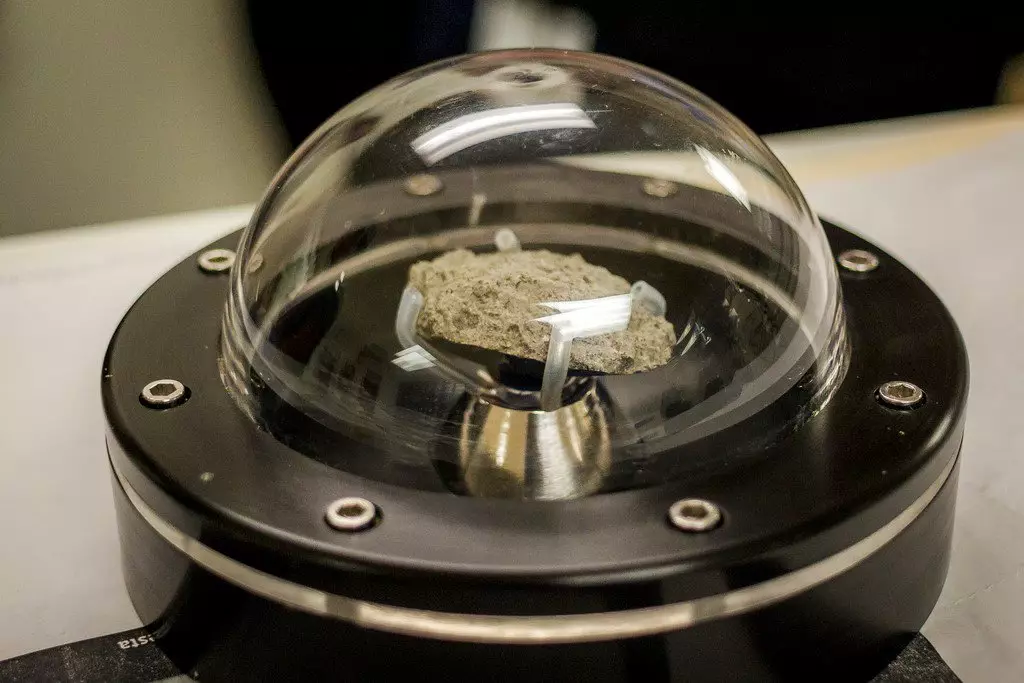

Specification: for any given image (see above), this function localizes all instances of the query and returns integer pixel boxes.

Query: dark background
[247,2,1024,147]
[2,3,1021,236]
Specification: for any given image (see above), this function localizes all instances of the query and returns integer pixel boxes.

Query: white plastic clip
[392,286,483,390]
[534,281,668,411]
[394,285,425,351]
[534,294,633,411]
[631,280,667,316]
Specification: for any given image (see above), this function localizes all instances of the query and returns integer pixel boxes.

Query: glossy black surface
[112,454,959,682]
[102,221,967,591]
[103,218,967,681]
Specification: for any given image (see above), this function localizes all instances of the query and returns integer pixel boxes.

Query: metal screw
[642,178,679,198]
[668,498,722,532]
[403,174,443,197]
[498,69,545,86]
[245,253,264,274]
[140,379,188,408]
[325,497,378,532]
[197,249,236,274]
[877,380,925,409]
[199,472,215,483]
[837,249,879,273]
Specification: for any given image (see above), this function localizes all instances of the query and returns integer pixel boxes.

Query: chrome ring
[113,453,956,645]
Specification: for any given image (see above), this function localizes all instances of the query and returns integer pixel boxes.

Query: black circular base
[112,455,958,682]
[103,221,968,682]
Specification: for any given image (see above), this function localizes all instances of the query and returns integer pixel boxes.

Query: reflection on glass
[412,103,594,164]
[221,51,848,500]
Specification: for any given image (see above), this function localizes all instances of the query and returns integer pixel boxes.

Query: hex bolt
[140,379,188,408]
[668,498,722,532]
[642,178,679,198]
[837,249,880,273]
[197,249,236,274]
[245,253,264,274]
[403,174,443,197]
[325,497,378,532]
[877,380,925,409]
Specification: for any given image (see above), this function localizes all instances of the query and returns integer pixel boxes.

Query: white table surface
[2,106,1023,680]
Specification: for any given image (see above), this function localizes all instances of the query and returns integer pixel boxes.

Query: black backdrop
[247,1,1022,146]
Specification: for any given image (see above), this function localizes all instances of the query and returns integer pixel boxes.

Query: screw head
[878,380,925,409]
[496,67,548,86]
[245,253,264,274]
[668,498,722,532]
[197,248,236,273]
[837,249,879,273]
[490,64,564,91]
[140,379,188,408]
[325,497,378,532]
[403,174,443,197]
[642,178,679,198]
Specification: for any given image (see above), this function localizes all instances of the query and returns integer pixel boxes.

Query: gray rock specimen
[408,249,675,374]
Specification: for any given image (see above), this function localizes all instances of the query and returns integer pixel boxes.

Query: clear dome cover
[222,50,847,500]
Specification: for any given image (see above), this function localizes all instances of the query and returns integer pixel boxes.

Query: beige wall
[0,1,287,236]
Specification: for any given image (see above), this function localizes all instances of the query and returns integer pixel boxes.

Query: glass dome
[221,49,847,500]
